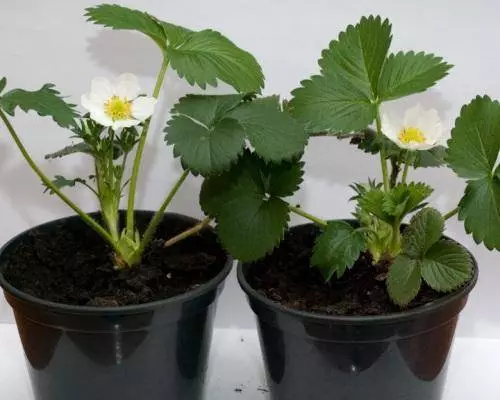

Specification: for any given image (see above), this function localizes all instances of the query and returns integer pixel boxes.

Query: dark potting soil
[3,214,227,307]
[248,224,447,316]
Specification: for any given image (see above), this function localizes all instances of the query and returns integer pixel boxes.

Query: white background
[0,0,499,343]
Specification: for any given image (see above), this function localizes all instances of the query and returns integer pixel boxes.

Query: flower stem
[137,169,190,256]
[0,109,118,251]
[401,151,414,184]
[444,207,459,221]
[288,204,328,228]
[126,57,169,236]
[375,106,390,191]
[164,217,212,248]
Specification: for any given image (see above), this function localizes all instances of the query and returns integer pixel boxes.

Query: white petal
[403,104,425,128]
[90,110,113,127]
[112,119,140,130]
[90,77,114,103]
[81,94,103,114]
[114,73,140,100]
[131,96,157,121]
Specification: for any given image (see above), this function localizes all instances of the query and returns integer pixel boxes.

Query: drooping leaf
[403,208,444,259]
[167,29,264,93]
[311,221,366,280]
[200,152,303,261]
[387,256,421,306]
[0,84,78,128]
[44,175,86,194]
[447,96,500,249]
[165,94,246,175]
[378,51,452,101]
[421,239,473,292]
[45,142,92,159]
[228,96,308,162]
[85,4,167,49]
[288,16,392,133]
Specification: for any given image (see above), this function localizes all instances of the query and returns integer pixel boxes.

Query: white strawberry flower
[381,104,444,151]
[81,73,157,130]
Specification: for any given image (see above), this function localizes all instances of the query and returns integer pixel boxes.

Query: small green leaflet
[378,51,452,102]
[85,4,264,93]
[311,221,366,281]
[45,142,93,160]
[359,183,432,225]
[447,96,500,249]
[165,95,307,175]
[387,207,473,305]
[44,175,86,194]
[0,84,78,128]
[200,151,303,261]
[0,77,6,94]
[386,256,421,307]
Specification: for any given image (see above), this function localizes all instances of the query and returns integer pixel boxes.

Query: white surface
[0,0,499,340]
[0,324,498,400]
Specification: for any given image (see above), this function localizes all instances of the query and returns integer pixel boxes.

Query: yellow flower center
[104,96,132,121]
[397,127,426,144]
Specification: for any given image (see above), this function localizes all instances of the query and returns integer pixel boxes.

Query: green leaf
[44,175,86,194]
[0,77,6,94]
[0,84,78,128]
[311,221,366,280]
[358,188,392,223]
[228,96,308,162]
[165,94,246,175]
[458,176,500,250]
[413,146,447,168]
[359,183,432,224]
[288,16,392,133]
[421,239,473,292]
[383,183,433,219]
[447,96,500,249]
[45,142,92,160]
[167,29,264,93]
[200,152,303,261]
[378,51,452,101]
[386,256,421,306]
[85,4,167,49]
[403,208,444,259]
[159,22,193,47]
[447,96,500,180]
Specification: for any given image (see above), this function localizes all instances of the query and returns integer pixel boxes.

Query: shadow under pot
[0,211,232,400]
[238,222,478,400]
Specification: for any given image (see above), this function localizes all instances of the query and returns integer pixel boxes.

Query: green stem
[375,106,390,191]
[137,169,190,256]
[126,58,169,235]
[444,207,459,221]
[401,151,414,184]
[164,216,212,248]
[0,109,118,251]
[288,204,328,228]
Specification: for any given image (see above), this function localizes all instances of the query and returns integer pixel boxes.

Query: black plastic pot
[0,212,232,400]
[238,223,478,400]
